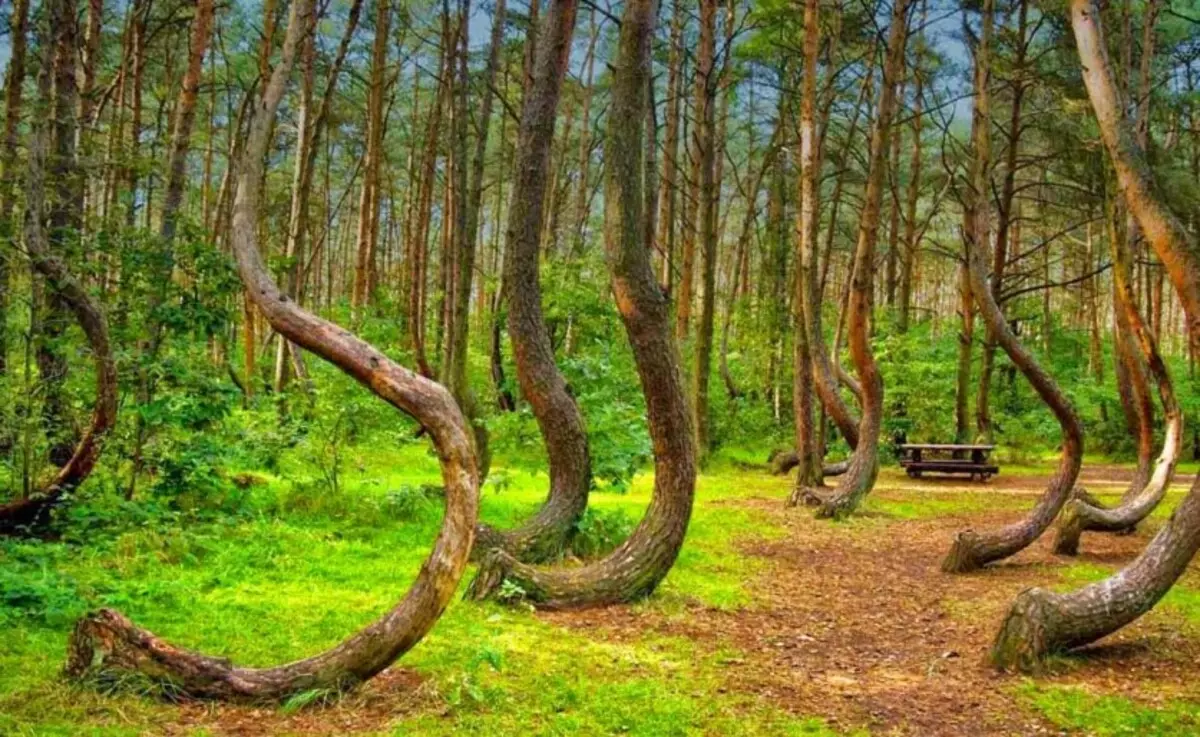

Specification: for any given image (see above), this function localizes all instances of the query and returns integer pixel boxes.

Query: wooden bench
[897,443,998,481]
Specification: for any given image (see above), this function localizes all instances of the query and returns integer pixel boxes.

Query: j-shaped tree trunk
[350,0,391,323]
[0,11,117,535]
[807,54,875,452]
[65,0,478,700]
[442,0,505,480]
[990,0,1200,670]
[942,0,1084,572]
[467,0,697,608]
[811,0,909,520]
[473,0,591,563]
[1052,198,1180,555]
[788,0,824,506]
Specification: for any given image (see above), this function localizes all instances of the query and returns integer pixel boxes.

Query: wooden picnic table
[896,443,998,481]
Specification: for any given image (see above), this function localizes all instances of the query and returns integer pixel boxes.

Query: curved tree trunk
[65,0,479,700]
[990,0,1200,670]
[942,0,1084,572]
[1053,196,1178,556]
[467,0,697,609]
[0,12,117,535]
[808,50,875,451]
[811,0,910,519]
[473,0,591,563]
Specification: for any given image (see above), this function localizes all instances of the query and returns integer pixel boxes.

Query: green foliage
[569,506,636,559]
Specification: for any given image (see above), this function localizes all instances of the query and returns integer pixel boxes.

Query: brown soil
[545,468,1200,736]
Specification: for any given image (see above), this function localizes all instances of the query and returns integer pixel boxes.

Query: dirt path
[548,471,1200,736]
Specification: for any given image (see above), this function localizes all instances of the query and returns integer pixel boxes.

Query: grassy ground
[3,444,1200,735]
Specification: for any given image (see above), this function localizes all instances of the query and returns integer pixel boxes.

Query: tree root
[941,530,986,573]
[1051,502,1084,556]
[989,587,1060,672]
[786,485,826,508]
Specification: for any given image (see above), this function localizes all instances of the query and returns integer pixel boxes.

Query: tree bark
[788,0,824,506]
[351,0,391,322]
[35,0,87,469]
[656,0,684,292]
[942,0,1084,572]
[473,0,590,563]
[989,0,1200,670]
[66,0,479,699]
[691,0,718,460]
[811,0,909,520]
[976,0,1028,442]
[407,9,454,378]
[1053,195,1179,555]
[897,29,924,334]
[0,0,29,383]
[467,0,697,609]
[954,255,975,443]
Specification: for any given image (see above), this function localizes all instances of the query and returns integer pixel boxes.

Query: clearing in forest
[3,457,1199,736]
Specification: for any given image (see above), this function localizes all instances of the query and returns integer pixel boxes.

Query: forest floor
[3,449,1200,736]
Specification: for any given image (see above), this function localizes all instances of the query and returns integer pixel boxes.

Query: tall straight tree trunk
[442,0,506,478]
[0,0,29,382]
[474,0,589,563]
[128,0,217,498]
[954,254,974,443]
[691,0,718,459]
[675,64,698,342]
[897,34,923,334]
[883,87,903,307]
[788,0,824,505]
[468,0,697,609]
[407,11,453,377]
[275,19,316,395]
[813,0,910,519]
[277,0,363,388]
[976,0,1028,442]
[656,0,684,291]
[351,0,391,323]
[0,3,117,534]
[942,0,1084,573]
[39,0,87,468]
[65,0,479,698]
[991,0,1200,669]
[569,7,598,255]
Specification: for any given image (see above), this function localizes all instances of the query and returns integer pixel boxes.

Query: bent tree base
[989,587,1064,672]
[473,487,587,564]
[471,0,589,567]
[64,0,479,702]
[467,0,696,611]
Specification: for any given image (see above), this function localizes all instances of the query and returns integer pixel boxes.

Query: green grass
[4,450,1199,735]
[0,445,831,736]
[1016,682,1200,737]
